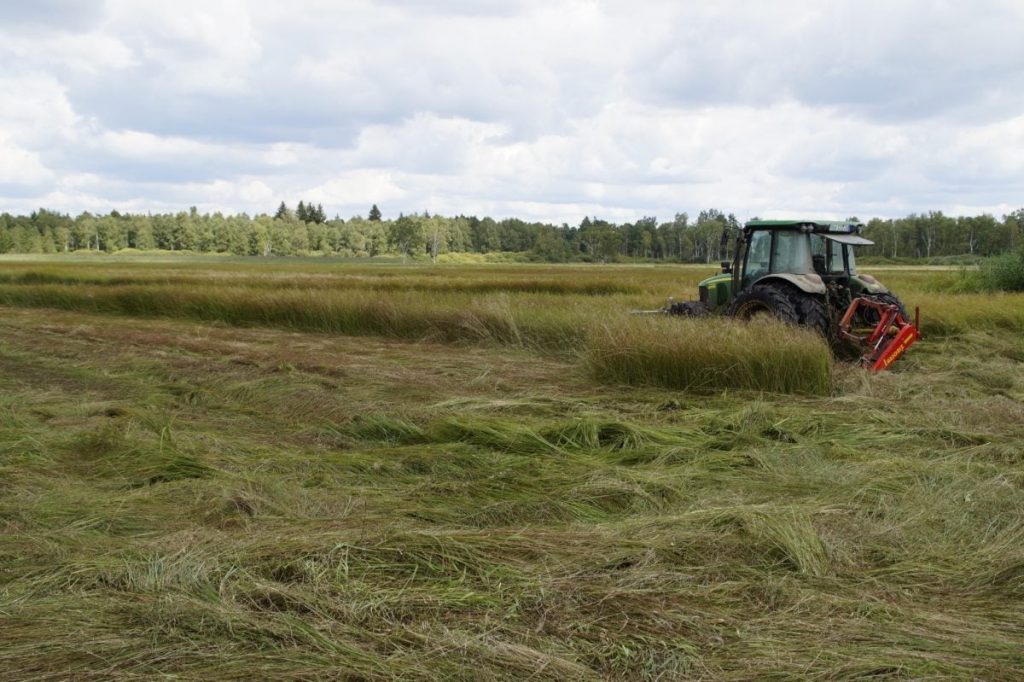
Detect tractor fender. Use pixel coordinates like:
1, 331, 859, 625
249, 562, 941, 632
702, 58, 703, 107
752, 273, 826, 295
852, 274, 889, 294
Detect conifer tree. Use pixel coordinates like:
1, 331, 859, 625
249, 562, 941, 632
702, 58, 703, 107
312, 203, 326, 224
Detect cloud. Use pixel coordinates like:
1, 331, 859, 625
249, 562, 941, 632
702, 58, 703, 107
0, 1, 104, 30
0, 0, 1021, 222
0, 74, 79, 142
0, 139, 52, 189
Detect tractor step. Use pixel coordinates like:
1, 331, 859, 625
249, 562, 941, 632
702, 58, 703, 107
838, 297, 920, 372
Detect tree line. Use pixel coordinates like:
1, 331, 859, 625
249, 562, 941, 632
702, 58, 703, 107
1, 204, 1021, 262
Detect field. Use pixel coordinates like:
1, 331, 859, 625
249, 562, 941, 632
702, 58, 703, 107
1, 255, 1023, 680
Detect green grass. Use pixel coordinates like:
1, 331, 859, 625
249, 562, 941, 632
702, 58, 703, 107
979, 251, 1024, 291
586, 315, 834, 395
1, 257, 1024, 679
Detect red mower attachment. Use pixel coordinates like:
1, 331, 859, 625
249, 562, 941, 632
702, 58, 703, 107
838, 297, 921, 372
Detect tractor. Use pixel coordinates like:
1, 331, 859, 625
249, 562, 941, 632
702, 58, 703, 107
662, 219, 919, 371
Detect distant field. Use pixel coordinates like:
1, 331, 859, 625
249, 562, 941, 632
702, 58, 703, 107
2, 256, 1023, 680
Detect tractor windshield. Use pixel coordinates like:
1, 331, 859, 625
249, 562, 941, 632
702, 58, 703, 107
771, 230, 814, 274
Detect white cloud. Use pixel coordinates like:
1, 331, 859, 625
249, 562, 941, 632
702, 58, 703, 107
0, 75, 79, 142
345, 114, 506, 173
305, 171, 406, 214
105, 0, 262, 94
0, 0, 1021, 222
3, 33, 136, 74
0, 135, 52, 186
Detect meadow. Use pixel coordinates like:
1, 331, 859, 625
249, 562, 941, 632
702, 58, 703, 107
1, 255, 1022, 680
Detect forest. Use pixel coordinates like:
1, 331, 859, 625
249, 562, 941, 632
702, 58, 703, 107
1, 202, 1022, 263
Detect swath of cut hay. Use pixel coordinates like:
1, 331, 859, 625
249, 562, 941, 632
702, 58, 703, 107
0, 267, 640, 296
0, 282, 592, 349
585, 315, 833, 395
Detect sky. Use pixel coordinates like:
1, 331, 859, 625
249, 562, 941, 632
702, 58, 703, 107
0, 0, 1022, 225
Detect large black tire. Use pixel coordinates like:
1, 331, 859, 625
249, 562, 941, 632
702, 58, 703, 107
795, 293, 832, 339
727, 283, 801, 324
666, 300, 710, 317
729, 282, 835, 343
861, 292, 909, 325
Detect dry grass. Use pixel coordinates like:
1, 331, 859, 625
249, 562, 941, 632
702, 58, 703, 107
908, 292, 1024, 336
586, 315, 833, 395
1, 258, 1023, 679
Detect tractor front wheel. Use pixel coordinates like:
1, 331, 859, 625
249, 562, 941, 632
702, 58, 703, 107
861, 292, 910, 325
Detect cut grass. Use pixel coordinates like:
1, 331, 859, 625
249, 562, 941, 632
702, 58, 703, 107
2, 260, 1024, 679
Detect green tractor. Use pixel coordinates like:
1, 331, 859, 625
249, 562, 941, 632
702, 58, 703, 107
663, 219, 919, 371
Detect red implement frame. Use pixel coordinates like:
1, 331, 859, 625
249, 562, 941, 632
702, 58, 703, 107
838, 298, 921, 372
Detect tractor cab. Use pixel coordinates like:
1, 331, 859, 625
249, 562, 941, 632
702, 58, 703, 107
706, 220, 886, 309
735, 219, 869, 278
696, 220, 861, 313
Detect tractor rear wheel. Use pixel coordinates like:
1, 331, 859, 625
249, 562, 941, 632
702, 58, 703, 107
795, 294, 832, 338
727, 283, 801, 324
729, 283, 835, 340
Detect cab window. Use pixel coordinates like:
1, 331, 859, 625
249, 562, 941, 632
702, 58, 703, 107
846, 246, 857, 274
744, 230, 771, 285
811, 235, 848, 274
771, 231, 813, 274
830, 244, 846, 272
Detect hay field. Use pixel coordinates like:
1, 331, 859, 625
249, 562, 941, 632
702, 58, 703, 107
1, 255, 1023, 680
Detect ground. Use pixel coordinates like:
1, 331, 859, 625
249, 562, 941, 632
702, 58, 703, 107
1, 256, 1022, 680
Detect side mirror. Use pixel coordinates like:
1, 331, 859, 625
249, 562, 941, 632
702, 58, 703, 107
721, 260, 732, 274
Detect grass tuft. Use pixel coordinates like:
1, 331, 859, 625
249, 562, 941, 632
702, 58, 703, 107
542, 417, 698, 451
431, 417, 558, 453
67, 422, 214, 487
340, 414, 428, 445
979, 250, 1024, 292
585, 315, 834, 394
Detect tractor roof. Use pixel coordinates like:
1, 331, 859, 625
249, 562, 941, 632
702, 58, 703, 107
745, 219, 864, 234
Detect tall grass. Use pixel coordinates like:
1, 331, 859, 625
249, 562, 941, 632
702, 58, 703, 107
0, 280, 839, 393
979, 250, 1024, 292
836, 266, 1024, 336
16, 259, 1024, 392
585, 316, 834, 395
871, 253, 1024, 296
0, 283, 588, 348
0, 268, 639, 295
908, 292, 1024, 336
